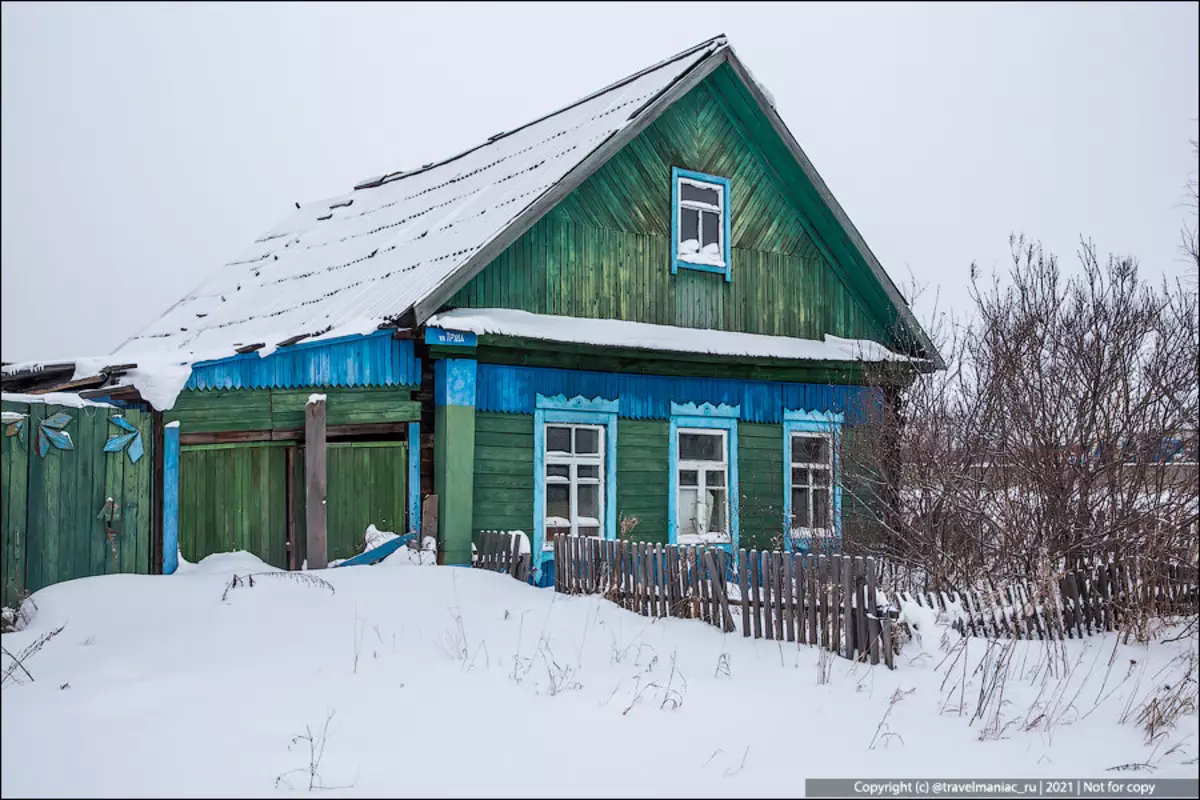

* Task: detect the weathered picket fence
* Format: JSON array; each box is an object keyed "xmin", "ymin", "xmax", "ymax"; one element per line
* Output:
[
  {"xmin": 552, "ymin": 534, "xmax": 896, "ymax": 669},
  {"xmin": 473, "ymin": 530, "xmax": 531, "ymax": 583},
  {"xmin": 893, "ymin": 558, "xmax": 1198, "ymax": 642}
]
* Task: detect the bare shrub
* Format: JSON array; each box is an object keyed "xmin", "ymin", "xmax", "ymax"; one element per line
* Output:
[
  {"xmin": 1, "ymin": 623, "xmax": 65, "ymax": 689},
  {"xmin": 274, "ymin": 709, "xmax": 356, "ymax": 791},
  {"xmin": 222, "ymin": 572, "xmax": 335, "ymax": 603}
]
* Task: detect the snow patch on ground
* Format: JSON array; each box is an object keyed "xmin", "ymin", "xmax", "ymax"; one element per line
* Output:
[{"xmin": 2, "ymin": 554, "xmax": 1195, "ymax": 797}]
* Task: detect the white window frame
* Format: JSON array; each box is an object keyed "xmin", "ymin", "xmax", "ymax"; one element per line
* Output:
[
  {"xmin": 789, "ymin": 432, "xmax": 834, "ymax": 538},
  {"xmin": 542, "ymin": 422, "xmax": 605, "ymax": 540},
  {"xmin": 675, "ymin": 427, "xmax": 731, "ymax": 544},
  {"xmin": 675, "ymin": 176, "xmax": 727, "ymax": 268}
]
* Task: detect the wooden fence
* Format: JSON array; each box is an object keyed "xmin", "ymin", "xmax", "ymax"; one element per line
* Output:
[
  {"xmin": 894, "ymin": 558, "xmax": 1198, "ymax": 642},
  {"xmin": 473, "ymin": 530, "xmax": 531, "ymax": 583},
  {"xmin": 552, "ymin": 535, "xmax": 896, "ymax": 669}
]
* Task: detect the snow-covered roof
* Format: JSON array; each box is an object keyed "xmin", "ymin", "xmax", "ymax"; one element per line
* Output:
[
  {"xmin": 114, "ymin": 37, "xmax": 729, "ymax": 362},
  {"xmin": 428, "ymin": 308, "xmax": 919, "ymax": 363}
]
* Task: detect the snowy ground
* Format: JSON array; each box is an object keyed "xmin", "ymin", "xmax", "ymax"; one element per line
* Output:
[{"xmin": 2, "ymin": 552, "xmax": 1197, "ymax": 798}]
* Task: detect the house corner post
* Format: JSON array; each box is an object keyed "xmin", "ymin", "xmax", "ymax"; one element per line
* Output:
[
  {"xmin": 162, "ymin": 421, "xmax": 180, "ymax": 575},
  {"xmin": 305, "ymin": 395, "xmax": 328, "ymax": 569},
  {"xmin": 434, "ymin": 358, "xmax": 476, "ymax": 566}
]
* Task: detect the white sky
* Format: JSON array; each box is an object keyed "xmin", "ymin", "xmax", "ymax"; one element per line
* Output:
[{"xmin": 2, "ymin": 1, "xmax": 1197, "ymax": 363}]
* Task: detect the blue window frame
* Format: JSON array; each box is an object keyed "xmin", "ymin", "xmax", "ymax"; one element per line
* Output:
[
  {"xmin": 532, "ymin": 394, "xmax": 618, "ymax": 581},
  {"xmin": 782, "ymin": 409, "xmax": 844, "ymax": 552},
  {"xmin": 668, "ymin": 402, "xmax": 740, "ymax": 551},
  {"xmin": 671, "ymin": 167, "xmax": 732, "ymax": 282}
]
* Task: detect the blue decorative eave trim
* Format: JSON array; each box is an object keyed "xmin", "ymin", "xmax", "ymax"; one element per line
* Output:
[
  {"xmin": 186, "ymin": 331, "xmax": 421, "ymax": 391},
  {"xmin": 476, "ymin": 363, "xmax": 877, "ymax": 424},
  {"xmin": 783, "ymin": 408, "xmax": 845, "ymax": 425},
  {"xmin": 669, "ymin": 401, "xmax": 740, "ymax": 419},
  {"xmin": 536, "ymin": 394, "xmax": 620, "ymax": 414}
]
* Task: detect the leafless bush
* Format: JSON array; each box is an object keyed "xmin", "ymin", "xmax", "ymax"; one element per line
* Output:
[
  {"xmin": 538, "ymin": 640, "xmax": 581, "ymax": 696},
  {"xmin": 869, "ymin": 688, "xmax": 911, "ymax": 749},
  {"xmin": 843, "ymin": 233, "xmax": 1199, "ymax": 615},
  {"xmin": 221, "ymin": 572, "xmax": 335, "ymax": 603},
  {"xmin": 1, "ymin": 623, "xmax": 65, "ymax": 688},
  {"xmin": 274, "ymin": 709, "xmax": 356, "ymax": 791}
]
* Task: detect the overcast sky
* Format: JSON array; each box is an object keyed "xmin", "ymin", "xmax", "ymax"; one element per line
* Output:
[{"xmin": 2, "ymin": 1, "xmax": 1197, "ymax": 363}]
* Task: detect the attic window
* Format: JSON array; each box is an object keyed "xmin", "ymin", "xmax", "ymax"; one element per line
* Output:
[{"xmin": 671, "ymin": 167, "xmax": 731, "ymax": 282}]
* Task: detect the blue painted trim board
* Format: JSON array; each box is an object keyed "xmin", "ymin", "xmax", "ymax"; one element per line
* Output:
[
  {"xmin": 407, "ymin": 421, "xmax": 421, "ymax": 536},
  {"xmin": 671, "ymin": 167, "xmax": 733, "ymax": 282},
  {"xmin": 668, "ymin": 402, "xmax": 740, "ymax": 552},
  {"xmin": 531, "ymin": 394, "xmax": 619, "ymax": 581},
  {"xmin": 333, "ymin": 533, "xmax": 415, "ymax": 567},
  {"xmin": 781, "ymin": 408, "xmax": 844, "ymax": 553},
  {"xmin": 434, "ymin": 358, "xmax": 478, "ymax": 407},
  {"xmin": 162, "ymin": 422, "xmax": 180, "ymax": 574},
  {"xmin": 187, "ymin": 331, "xmax": 421, "ymax": 391},
  {"xmin": 475, "ymin": 363, "xmax": 876, "ymax": 424}
]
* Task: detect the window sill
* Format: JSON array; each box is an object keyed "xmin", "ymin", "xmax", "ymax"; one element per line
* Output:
[{"xmin": 673, "ymin": 259, "xmax": 729, "ymax": 278}]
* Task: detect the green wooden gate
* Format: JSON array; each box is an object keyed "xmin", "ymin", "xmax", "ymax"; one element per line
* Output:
[
  {"xmin": 177, "ymin": 440, "xmax": 407, "ymax": 569},
  {"xmin": 2, "ymin": 399, "xmax": 154, "ymax": 608},
  {"xmin": 326, "ymin": 442, "xmax": 408, "ymax": 562},
  {"xmin": 178, "ymin": 442, "xmax": 293, "ymax": 568}
]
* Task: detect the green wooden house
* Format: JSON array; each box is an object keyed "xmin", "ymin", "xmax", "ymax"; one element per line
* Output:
[{"xmin": 2, "ymin": 36, "xmax": 938, "ymax": 584}]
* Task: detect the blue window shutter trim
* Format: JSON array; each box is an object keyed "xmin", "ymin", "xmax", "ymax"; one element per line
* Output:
[
  {"xmin": 408, "ymin": 421, "xmax": 421, "ymax": 537},
  {"xmin": 531, "ymin": 395, "xmax": 619, "ymax": 582},
  {"xmin": 782, "ymin": 408, "xmax": 844, "ymax": 553},
  {"xmin": 668, "ymin": 407, "xmax": 740, "ymax": 552},
  {"xmin": 670, "ymin": 167, "xmax": 732, "ymax": 282}
]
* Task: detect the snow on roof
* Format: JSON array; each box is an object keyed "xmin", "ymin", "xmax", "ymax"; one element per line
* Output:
[
  {"xmin": 1, "ymin": 391, "xmax": 114, "ymax": 409},
  {"xmin": 114, "ymin": 37, "xmax": 728, "ymax": 363},
  {"xmin": 428, "ymin": 308, "xmax": 918, "ymax": 363}
]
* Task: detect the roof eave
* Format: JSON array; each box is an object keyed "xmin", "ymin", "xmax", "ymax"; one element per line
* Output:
[
  {"xmin": 409, "ymin": 43, "xmax": 731, "ymax": 323},
  {"xmin": 721, "ymin": 50, "xmax": 946, "ymax": 371}
]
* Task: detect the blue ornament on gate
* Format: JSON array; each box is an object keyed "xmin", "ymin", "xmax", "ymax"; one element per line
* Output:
[
  {"xmin": 37, "ymin": 411, "xmax": 74, "ymax": 457},
  {"xmin": 104, "ymin": 415, "xmax": 144, "ymax": 464}
]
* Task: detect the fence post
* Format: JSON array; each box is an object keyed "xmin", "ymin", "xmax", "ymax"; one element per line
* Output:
[
  {"xmin": 161, "ymin": 421, "xmax": 180, "ymax": 575},
  {"xmin": 304, "ymin": 395, "xmax": 328, "ymax": 570}
]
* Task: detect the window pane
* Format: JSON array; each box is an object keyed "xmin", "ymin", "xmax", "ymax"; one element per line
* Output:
[
  {"xmin": 706, "ymin": 469, "xmax": 725, "ymax": 487},
  {"xmin": 707, "ymin": 487, "xmax": 727, "ymax": 531},
  {"xmin": 577, "ymin": 526, "xmax": 600, "ymax": 538},
  {"xmin": 701, "ymin": 209, "xmax": 720, "ymax": 249},
  {"xmin": 680, "ymin": 182, "xmax": 720, "ymax": 206},
  {"xmin": 792, "ymin": 466, "xmax": 810, "ymax": 486},
  {"xmin": 813, "ymin": 488, "xmax": 830, "ymax": 529},
  {"xmin": 679, "ymin": 488, "xmax": 699, "ymax": 535},
  {"xmin": 578, "ymin": 484, "xmax": 600, "ymax": 519},
  {"xmin": 578, "ymin": 464, "xmax": 599, "ymax": 479},
  {"xmin": 546, "ymin": 464, "xmax": 569, "ymax": 479},
  {"xmin": 680, "ymin": 207, "xmax": 700, "ymax": 252},
  {"xmin": 679, "ymin": 431, "xmax": 722, "ymax": 461},
  {"xmin": 792, "ymin": 488, "xmax": 810, "ymax": 528},
  {"xmin": 575, "ymin": 427, "xmax": 600, "ymax": 455},
  {"xmin": 547, "ymin": 484, "xmax": 569, "ymax": 520},
  {"xmin": 813, "ymin": 469, "xmax": 831, "ymax": 487},
  {"xmin": 679, "ymin": 469, "xmax": 699, "ymax": 486},
  {"xmin": 547, "ymin": 426, "xmax": 572, "ymax": 453},
  {"xmin": 793, "ymin": 435, "xmax": 829, "ymax": 464}
]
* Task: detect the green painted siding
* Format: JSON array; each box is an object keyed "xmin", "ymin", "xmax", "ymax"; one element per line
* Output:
[
  {"xmin": 739, "ymin": 422, "xmax": 784, "ymax": 552},
  {"xmin": 326, "ymin": 442, "xmax": 408, "ymax": 562},
  {"xmin": 617, "ymin": 419, "xmax": 670, "ymax": 544},
  {"xmin": 167, "ymin": 386, "xmax": 419, "ymax": 434},
  {"xmin": 179, "ymin": 442, "xmax": 290, "ymax": 568},
  {"xmin": 471, "ymin": 413, "xmax": 534, "ymax": 535},
  {"xmin": 448, "ymin": 71, "xmax": 893, "ymax": 348},
  {"xmin": 2, "ymin": 400, "xmax": 153, "ymax": 606}
]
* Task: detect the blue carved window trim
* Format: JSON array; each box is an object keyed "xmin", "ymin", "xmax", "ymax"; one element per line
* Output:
[
  {"xmin": 782, "ymin": 409, "xmax": 844, "ymax": 553},
  {"xmin": 668, "ymin": 402, "xmax": 740, "ymax": 552},
  {"xmin": 532, "ymin": 394, "xmax": 618, "ymax": 581},
  {"xmin": 671, "ymin": 167, "xmax": 732, "ymax": 282}
]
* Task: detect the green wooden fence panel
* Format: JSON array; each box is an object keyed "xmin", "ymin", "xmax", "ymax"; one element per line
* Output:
[{"xmin": 2, "ymin": 400, "xmax": 30, "ymax": 607}]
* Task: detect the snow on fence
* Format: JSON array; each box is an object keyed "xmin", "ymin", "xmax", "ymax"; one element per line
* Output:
[
  {"xmin": 892, "ymin": 558, "xmax": 1198, "ymax": 642},
  {"xmin": 551, "ymin": 535, "xmax": 896, "ymax": 669},
  {"xmin": 473, "ymin": 530, "xmax": 532, "ymax": 583}
]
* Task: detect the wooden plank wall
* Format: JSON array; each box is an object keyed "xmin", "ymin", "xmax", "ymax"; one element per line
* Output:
[{"xmin": 448, "ymin": 76, "xmax": 892, "ymax": 348}]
